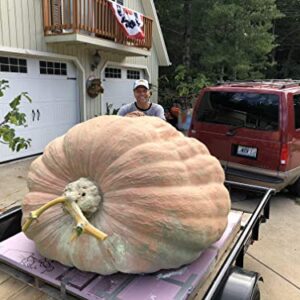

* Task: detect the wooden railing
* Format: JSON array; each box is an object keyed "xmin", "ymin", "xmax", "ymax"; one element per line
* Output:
[{"xmin": 42, "ymin": 0, "xmax": 153, "ymax": 50}]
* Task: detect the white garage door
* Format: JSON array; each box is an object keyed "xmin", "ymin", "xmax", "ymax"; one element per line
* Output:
[
  {"xmin": 0, "ymin": 55, "xmax": 80, "ymax": 162},
  {"xmin": 101, "ymin": 66, "xmax": 145, "ymax": 115}
]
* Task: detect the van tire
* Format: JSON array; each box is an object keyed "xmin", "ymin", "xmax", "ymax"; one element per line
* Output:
[{"xmin": 288, "ymin": 178, "xmax": 300, "ymax": 196}]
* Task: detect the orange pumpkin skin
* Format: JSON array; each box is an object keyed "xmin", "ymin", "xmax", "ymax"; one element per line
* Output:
[{"xmin": 22, "ymin": 115, "xmax": 230, "ymax": 275}]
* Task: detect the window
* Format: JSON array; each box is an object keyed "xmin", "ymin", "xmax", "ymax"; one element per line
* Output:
[
  {"xmin": 105, "ymin": 68, "xmax": 121, "ymax": 78},
  {"xmin": 127, "ymin": 70, "xmax": 140, "ymax": 80},
  {"xmin": 112, "ymin": 0, "xmax": 124, "ymax": 5},
  {"xmin": 39, "ymin": 61, "xmax": 67, "ymax": 75},
  {"xmin": 293, "ymin": 95, "xmax": 300, "ymax": 129},
  {"xmin": 197, "ymin": 91, "xmax": 279, "ymax": 131},
  {"xmin": 0, "ymin": 56, "xmax": 27, "ymax": 73}
]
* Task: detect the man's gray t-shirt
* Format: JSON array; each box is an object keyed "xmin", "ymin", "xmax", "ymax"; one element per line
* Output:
[{"xmin": 118, "ymin": 102, "xmax": 166, "ymax": 120}]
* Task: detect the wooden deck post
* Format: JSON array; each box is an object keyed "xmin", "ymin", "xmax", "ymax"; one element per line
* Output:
[
  {"xmin": 42, "ymin": 0, "xmax": 51, "ymax": 35},
  {"xmin": 73, "ymin": 0, "xmax": 79, "ymax": 33}
]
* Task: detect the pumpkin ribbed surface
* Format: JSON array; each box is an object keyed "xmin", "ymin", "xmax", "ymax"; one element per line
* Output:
[{"xmin": 22, "ymin": 115, "xmax": 230, "ymax": 275}]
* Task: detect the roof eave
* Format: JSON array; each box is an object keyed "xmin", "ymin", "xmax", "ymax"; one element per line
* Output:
[{"xmin": 141, "ymin": 0, "xmax": 171, "ymax": 67}]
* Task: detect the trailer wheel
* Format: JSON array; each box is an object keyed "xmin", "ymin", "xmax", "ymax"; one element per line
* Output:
[
  {"xmin": 215, "ymin": 266, "xmax": 262, "ymax": 300},
  {"xmin": 251, "ymin": 283, "xmax": 260, "ymax": 300}
]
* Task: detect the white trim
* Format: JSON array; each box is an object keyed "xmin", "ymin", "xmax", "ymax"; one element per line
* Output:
[
  {"xmin": 0, "ymin": 46, "xmax": 87, "ymax": 121},
  {"xmin": 141, "ymin": 0, "xmax": 171, "ymax": 66},
  {"xmin": 100, "ymin": 61, "xmax": 151, "ymax": 82},
  {"xmin": 45, "ymin": 34, "xmax": 151, "ymax": 58}
]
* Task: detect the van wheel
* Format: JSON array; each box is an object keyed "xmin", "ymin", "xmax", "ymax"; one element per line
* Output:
[{"xmin": 288, "ymin": 178, "xmax": 300, "ymax": 196}]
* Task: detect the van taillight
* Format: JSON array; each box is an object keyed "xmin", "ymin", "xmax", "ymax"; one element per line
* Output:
[{"xmin": 280, "ymin": 144, "xmax": 288, "ymax": 165}]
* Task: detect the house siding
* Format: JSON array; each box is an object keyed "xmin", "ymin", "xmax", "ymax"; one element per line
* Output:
[{"xmin": 0, "ymin": 0, "xmax": 160, "ymax": 119}]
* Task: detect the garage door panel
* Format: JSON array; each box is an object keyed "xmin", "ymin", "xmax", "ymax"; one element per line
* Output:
[
  {"xmin": 28, "ymin": 123, "xmax": 73, "ymax": 152},
  {"xmin": 0, "ymin": 127, "xmax": 43, "ymax": 161},
  {"xmin": 28, "ymin": 79, "xmax": 77, "ymax": 103},
  {"xmin": 0, "ymin": 103, "xmax": 34, "ymax": 128},
  {"xmin": 102, "ymin": 79, "xmax": 136, "ymax": 113},
  {"xmin": 0, "ymin": 57, "xmax": 79, "ymax": 162},
  {"xmin": 31, "ymin": 102, "xmax": 79, "ymax": 127},
  {"xmin": 102, "ymin": 67, "xmax": 144, "ymax": 115},
  {"xmin": 0, "ymin": 78, "xmax": 31, "ymax": 104},
  {"xmin": 1, "ymin": 79, "xmax": 77, "ymax": 104},
  {"xmin": 0, "ymin": 124, "xmax": 72, "ymax": 162}
]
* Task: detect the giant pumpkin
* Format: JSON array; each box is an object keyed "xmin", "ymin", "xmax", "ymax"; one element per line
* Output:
[{"xmin": 22, "ymin": 115, "xmax": 230, "ymax": 275}]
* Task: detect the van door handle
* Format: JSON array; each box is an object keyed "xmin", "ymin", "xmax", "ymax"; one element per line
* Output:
[
  {"xmin": 37, "ymin": 109, "xmax": 40, "ymax": 121},
  {"xmin": 32, "ymin": 109, "xmax": 35, "ymax": 121}
]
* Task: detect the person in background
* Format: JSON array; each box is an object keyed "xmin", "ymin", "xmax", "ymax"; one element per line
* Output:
[
  {"xmin": 170, "ymin": 102, "xmax": 181, "ymax": 129},
  {"xmin": 118, "ymin": 79, "xmax": 166, "ymax": 120},
  {"xmin": 165, "ymin": 102, "xmax": 181, "ymax": 129}
]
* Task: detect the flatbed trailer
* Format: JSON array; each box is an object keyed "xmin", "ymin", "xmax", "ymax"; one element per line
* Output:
[{"xmin": 0, "ymin": 181, "xmax": 274, "ymax": 300}]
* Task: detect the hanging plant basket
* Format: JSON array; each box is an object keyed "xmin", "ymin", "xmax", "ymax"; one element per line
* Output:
[{"xmin": 86, "ymin": 76, "xmax": 104, "ymax": 98}]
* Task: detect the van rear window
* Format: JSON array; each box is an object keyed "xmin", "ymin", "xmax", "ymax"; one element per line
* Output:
[{"xmin": 197, "ymin": 92, "xmax": 279, "ymax": 131}]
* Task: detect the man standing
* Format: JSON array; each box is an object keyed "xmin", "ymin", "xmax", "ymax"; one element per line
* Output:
[{"xmin": 118, "ymin": 79, "xmax": 166, "ymax": 120}]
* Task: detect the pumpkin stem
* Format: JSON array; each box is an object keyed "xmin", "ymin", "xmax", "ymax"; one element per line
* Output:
[
  {"xmin": 64, "ymin": 200, "xmax": 108, "ymax": 240},
  {"xmin": 22, "ymin": 196, "xmax": 66, "ymax": 232},
  {"xmin": 22, "ymin": 196, "xmax": 108, "ymax": 241}
]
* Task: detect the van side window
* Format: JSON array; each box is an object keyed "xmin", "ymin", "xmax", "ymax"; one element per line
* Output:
[
  {"xmin": 197, "ymin": 92, "xmax": 279, "ymax": 131},
  {"xmin": 293, "ymin": 95, "xmax": 300, "ymax": 129}
]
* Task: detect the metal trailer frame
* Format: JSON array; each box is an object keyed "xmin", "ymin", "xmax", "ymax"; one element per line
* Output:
[
  {"xmin": 0, "ymin": 181, "xmax": 274, "ymax": 300},
  {"xmin": 204, "ymin": 181, "xmax": 274, "ymax": 300}
]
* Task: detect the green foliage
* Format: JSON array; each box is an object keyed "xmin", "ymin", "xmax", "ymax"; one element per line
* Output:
[
  {"xmin": 199, "ymin": 0, "xmax": 282, "ymax": 80},
  {"xmin": 0, "ymin": 80, "xmax": 32, "ymax": 152},
  {"xmin": 174, "ymin": 65, "xmax": 210, "ymax": 97},
  {"xmin": 158, "ymin": 65, "xmax": 210, "ymax": 109},
  {"xmin": 155, "ymin": 0, "xmax": 283, "ymax": 107},
  {"xmin": 268, "ymin": 0, "xmax": 300, "ymax": 79},
  {"xmin": 155, "ymin": 0, "xmax": 186, "ymax": 68}
]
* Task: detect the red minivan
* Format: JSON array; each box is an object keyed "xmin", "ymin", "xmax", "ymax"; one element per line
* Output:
[{"xmin": 189, "ymin": 80, "xmax": 300, "ymax": 195}]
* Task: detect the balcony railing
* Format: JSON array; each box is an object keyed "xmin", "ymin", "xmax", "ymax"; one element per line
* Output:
[{"xmin": 42, "ymin": 0, "xmax": 153, "ymax": 50}]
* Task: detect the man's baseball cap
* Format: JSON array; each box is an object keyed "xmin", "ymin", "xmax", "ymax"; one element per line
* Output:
[{"xmin": 133, "ymin": 79, "xmax": 149, "ymax": 90}]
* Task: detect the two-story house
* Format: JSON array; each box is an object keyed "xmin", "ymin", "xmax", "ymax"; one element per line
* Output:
[{"xmin": 0, "ymin": 0, "xmax": 170, "ymax": 162}]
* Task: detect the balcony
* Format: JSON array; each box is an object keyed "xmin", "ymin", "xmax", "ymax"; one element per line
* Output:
[{"xmin": 42, "ymin": 0, "xmax": 153, "ymax": 56}]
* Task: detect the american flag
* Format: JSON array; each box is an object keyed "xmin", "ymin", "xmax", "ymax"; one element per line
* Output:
[{"xmin": 109, "ymin": 1, "xmax": 145, "ymax": 40}]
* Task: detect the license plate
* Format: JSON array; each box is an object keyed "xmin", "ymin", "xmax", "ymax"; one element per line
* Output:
[{"xmin": 236, "ymin": 145, "xmax": 257, "ymax": 158}]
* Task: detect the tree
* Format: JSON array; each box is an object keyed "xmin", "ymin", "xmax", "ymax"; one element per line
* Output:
[
  {"xmin": 198, "ymin": 0, "xmax": 282, "ymax": 81},
  {"xmin": 155, "ymin": 0, "xmax": 211, "ymax": 108},
  {"xmin": 0, "ymin": 80, "xmax": 32, "ymax": 152},
  {"xmin": 154, "ymin": 0, "xmax": 186, "ymax": 72},
  {"xmin": 269, "ymin": 0, "xmax": 300, "ymax": 79},
  {"xmin": 156, "ymin": 0, "xmax": 281, "ymax": 78},
  {"xmin": 183, "ymin": 0, "xmax": 193, "ymax": 70},
  {"xmin": 155, "ymin": 0, "xmax": 282, "ymax": 107},
  {"xmin": 158, "ymin": 65, "xmax": 210, "ymax": 110}
]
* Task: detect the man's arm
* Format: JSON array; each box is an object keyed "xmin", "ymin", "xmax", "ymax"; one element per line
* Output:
[{"xmin": 117, "ymin": 105, "xmax": 129, "ymax": 116}]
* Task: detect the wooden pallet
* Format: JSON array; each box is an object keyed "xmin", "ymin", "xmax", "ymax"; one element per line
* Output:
[{"xmin": 0, "ymin": 270, "xmax": 51, "ymax": 300}]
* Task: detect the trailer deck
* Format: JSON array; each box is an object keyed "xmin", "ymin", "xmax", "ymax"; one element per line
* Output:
[
  {"xmin": 0, "ymin": 181, "xmax": 273, "ymax": 300},
  {"xmin": 0, "ymin": 210, "xmax": 242, "ymax": 300}
]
